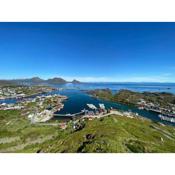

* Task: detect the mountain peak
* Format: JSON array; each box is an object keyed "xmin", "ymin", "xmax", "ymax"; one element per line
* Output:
[
  {"xmin": 72, "ymin": 79, "xmax": 80, "ymax": 83},
  {"xmin": 47, "ymin": 77, "xmax": 67, "ymax": 84},
  {"xmin": 31, "ymin": 77, "xmax": 44, "ymax": 82}
]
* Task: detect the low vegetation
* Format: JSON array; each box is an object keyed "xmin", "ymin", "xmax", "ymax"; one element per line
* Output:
[
  {"xmin": 0, "ymin": 110, "xmax": 62, "ymax": 153},
  {"xmin": 1, "ymin": 110, "xmax": 175, "ymax": 153},
  {"xmin": 88, "ymin": 89, "xmax": 113, "ymax": 101},
  {"xmin": 88, "ymin": 89, "xmax": 175, "ymax": 108},
  {"xmin": 39, "ymin": 115, "xmax": 175, "ymax": 153},
  {"xmin": 114, "ymin": 90, "xmax": 175, "ymax": 107}
]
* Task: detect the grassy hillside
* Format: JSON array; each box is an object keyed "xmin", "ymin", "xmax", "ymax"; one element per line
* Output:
[
  {"xmin": 39, "ymin": 116, "xmax": 175, "ymax": 153},
  {"xmin": 1, "ymin": 110, "xmax": 175, "ymax": 153},
  {"xmin": 0, "ymin": 110, "xmax": 62, "ymax": 153},
  {"xmin": 87, "ymin": 89, "xmax": 113, "ymax": 101}
]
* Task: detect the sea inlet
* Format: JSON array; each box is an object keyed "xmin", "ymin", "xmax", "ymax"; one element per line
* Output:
[{"xmin": 1, "ymin": 82, "xmax": 175, "ymax": 126}]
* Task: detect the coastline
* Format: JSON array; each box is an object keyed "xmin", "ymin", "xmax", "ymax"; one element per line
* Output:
[
  {"xmin": 87, "ymin": 89, "xmax": 175, "ymax": 125},
  {"xmin": 0, "ymin": 86, "xmax": 58, "ymax": 102},
  {"xmin": 27, "ymin": 95, "xmax": 68, "ymax": 123}
]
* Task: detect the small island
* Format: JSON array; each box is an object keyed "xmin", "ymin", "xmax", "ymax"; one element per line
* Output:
[{"xmin": 88, "ymin": 89, "xmax": 175, "ymax": 123}]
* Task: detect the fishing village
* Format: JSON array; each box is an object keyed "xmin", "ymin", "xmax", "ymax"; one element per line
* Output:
[
  {"xmin": 0, "ymin": 86, "xmax": 67, "ymax": 122},
  {"xmin": 88, "ymin": 89, "xmax": 175, "ymax": 124},
  {"xmin": 0, "ymin": 85, "xmax": 140, "ymax": 131},
  {"xmin": 137, "ymin": 99, "xmax": 175, "ymax": 123},
  {"xmin": 1, "ymin": 85, "xmax": 175, "ymax": 131},
  {"xmin": 1, "ymin": 84, "xmax": 175, "ymax": 153}
]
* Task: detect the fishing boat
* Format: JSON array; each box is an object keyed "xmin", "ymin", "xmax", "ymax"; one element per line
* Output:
[
  {"xmin": 99, "ymin": 103, "xmax": 105, "ymax": 109},
  {"xmin": 87, "ymin": 104, "xmax": 97, "ymax": 110}
]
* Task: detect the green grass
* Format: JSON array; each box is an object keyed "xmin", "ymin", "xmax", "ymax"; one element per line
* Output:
[
  {"xmin": 0, "ymin": 110, "xmax": 63, "ymax": 152},
  {"xmin": 88, "ymin": 89, "xmax": 175, "ymax": 109},
  {"xmin": 39, "ymin": 115, "xmax": 175, "ymax": 153},
  {"xmin": 0, "ymin": 110, "xmax": 175, "ymax": 153}
]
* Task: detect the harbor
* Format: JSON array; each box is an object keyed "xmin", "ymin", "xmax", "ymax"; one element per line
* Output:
[
  {"xmin": 52, "ymin": 103, "xmax": 139, "ymax": 130},
  {"xmin": 1, "ymin": 84, "xmax": 175, "ymax": 126},
  {"xmin": 137, "ymin": 98, "xmax": 175, "ymax": 123},
  {"xmin": 54, "ymin": 89, "xmax": 174, "ymax": 125}
]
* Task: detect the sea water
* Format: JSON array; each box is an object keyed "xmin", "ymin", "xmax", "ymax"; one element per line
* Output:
[{"xmin": 1, "ymin": 83, "xmax": 175, "ymax": 125}]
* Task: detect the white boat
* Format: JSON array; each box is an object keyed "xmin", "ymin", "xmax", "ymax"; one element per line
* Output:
[
  {"xmin": 87, "ymin": 104, "xmax": 97, "ymax": 110},
  {"xmin": 99, "ymin": 103, "xmax": 105, "ymax": 109},
  {"xmin": 158, "ymin": 114, "xmax": 175, "ymax": 123}
]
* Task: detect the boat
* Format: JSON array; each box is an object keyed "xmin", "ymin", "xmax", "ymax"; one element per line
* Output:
[
  {"xmin": 99, "ymin": 103, "xmax": 105, "ymax": 109},
  {"xmin": 166, "ymin": 113, "xmax": 175, "ymax": 118},
  {"xmin": 87, "ymin": 104, "xmax": 97, "ymax": 110},
  {"xmin": 158, "ymin": 114, "xmax": 175, "ymax": 123}
]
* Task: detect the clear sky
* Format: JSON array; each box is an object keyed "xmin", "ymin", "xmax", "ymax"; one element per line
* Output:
[{"xmin": 0, "ymin": 22, "xmax": 175, "ymax": 82}]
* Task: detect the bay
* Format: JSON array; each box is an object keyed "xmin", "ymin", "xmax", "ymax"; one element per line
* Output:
[{"xmin": 1, "ymin": 82, "xmax": 175, "ymax": 126}]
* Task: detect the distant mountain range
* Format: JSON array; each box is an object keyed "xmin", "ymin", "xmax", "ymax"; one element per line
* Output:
[{"xmin": 0, "ymin": 77, "xmax": 81, "ymax": 86}]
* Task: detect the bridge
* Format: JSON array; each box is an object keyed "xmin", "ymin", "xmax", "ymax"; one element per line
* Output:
[{"xmin": 53, "ymin": 110, "xmax": 86, "ymax": 117}]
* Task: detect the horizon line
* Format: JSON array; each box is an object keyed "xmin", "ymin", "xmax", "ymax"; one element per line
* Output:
[{"xmin": 1, "ymin": 77, "xmax": 175, "ymax": 84}]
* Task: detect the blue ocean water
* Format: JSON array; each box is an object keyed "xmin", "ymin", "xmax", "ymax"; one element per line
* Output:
[
  {"xmin": 53, "ymin": 83, "xmax": 175, "ymax": 126},
  {"xmin": 53, "ymin": 82, "xmax": 175, "ymax": 94},
  {"xmin": 1, "ymin": 83, "xmax": 175, "ymax": 125}
]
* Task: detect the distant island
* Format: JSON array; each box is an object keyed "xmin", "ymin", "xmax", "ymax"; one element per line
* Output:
[{"xmin": 0, "ymin": 77, "xmax": 81, "ymax": 86}]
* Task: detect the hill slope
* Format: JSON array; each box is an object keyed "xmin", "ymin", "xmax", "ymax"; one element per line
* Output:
[
  {"xmin": 39, "ymin": 116, "xmax": 175, "ymax": 153},
  {"xmin": 46, "ymin": 77, "xmax": 67, "ymax": 84},
  {"xmin": 1, "ymin": 110, "xmax": 175, "ymax": 153}
]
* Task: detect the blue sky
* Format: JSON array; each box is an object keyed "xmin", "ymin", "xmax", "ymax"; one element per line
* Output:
[{"xmin": 0, "ymin": 22, "xmax": 175, "ymax": 82}]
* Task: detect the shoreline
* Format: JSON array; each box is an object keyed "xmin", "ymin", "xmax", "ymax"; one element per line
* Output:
[
  {"xmin": 0, "ymin": 86, "xmax": 58, "ymax": 102},
  {"xmin": 28, "ymin": 95, "xmax": 68, "ymax": 123}
]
